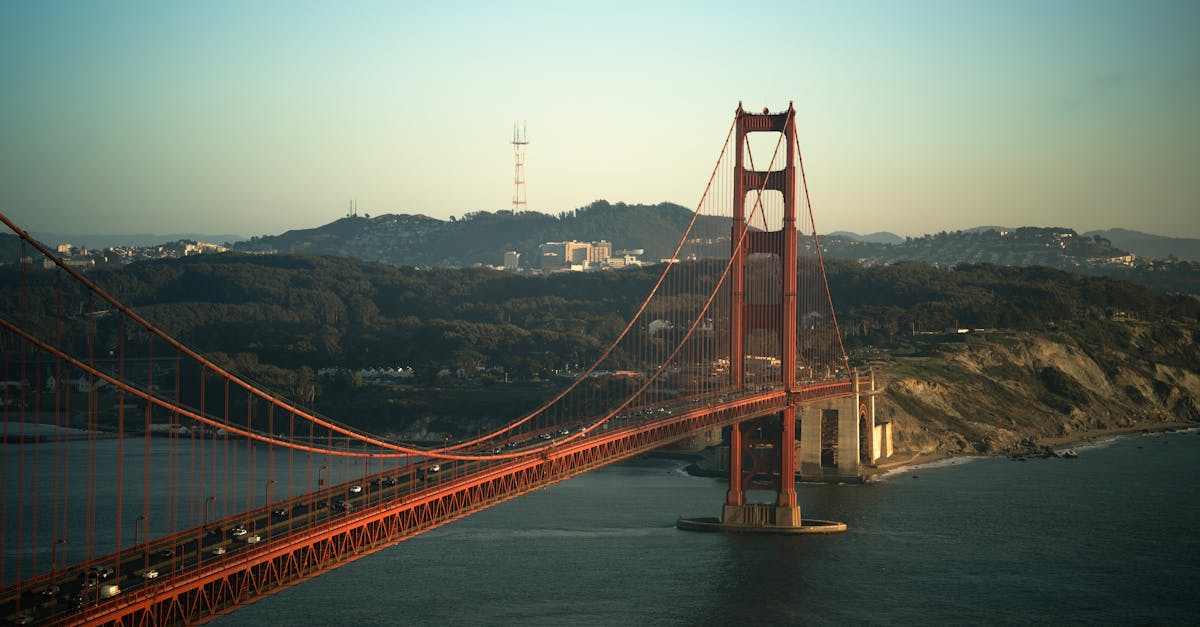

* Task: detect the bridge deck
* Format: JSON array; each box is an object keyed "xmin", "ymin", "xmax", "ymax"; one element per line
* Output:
[{"xmin": 3, "ymin": 384, "xmax": 852, "ymax": 626}]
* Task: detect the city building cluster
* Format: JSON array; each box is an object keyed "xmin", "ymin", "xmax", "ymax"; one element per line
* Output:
[
  {"xmin": 501, "ymin": 240, "xmax": 644, "ymax": 273},
  {"xmin": 44, "ymin": 240, "xmax": 229, "ymax": 271}
]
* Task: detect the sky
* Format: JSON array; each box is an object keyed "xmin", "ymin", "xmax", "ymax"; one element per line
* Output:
[{"xmin": 1, "ymin": 0, "xmax": 1198, "ymax": 240}]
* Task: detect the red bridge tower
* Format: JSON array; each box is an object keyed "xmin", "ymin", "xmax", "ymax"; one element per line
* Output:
[{"xmin": 680, "ymin": 103, "xmax": 856, "ymax": 533}]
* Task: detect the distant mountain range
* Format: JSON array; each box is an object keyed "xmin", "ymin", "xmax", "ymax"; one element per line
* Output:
[
  {"xmin": 221, "ymin": 207, "xmax": 1196, "ymax": 293},
  {"xmin": 831, "ymin": 227, "xmax": 1200, "ymax": 263},
  {"xmin": 5, "ymin": 205, "xmax": 1196, "ymax": 294},
  {"xmin": 826, "ymin": 231, "xmax": 904, "ymax": 245},
  {"xmin": 1083, "ymin": 228, "xmax": 1200, "ymax": 262}
]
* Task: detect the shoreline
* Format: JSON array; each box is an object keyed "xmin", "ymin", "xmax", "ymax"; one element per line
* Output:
[
  {"xmin": 863, "ymin": 420, "xmax": 1198, "ymax": 478},
  {"xmin": 671, "ymin": 420, "xmax": 1198, "ymax": 480}
]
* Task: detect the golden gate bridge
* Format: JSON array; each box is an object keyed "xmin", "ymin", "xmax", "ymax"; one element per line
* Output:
[{"xmin": 1, "ymin": 104, "xmax": 884, "ymax": 625}]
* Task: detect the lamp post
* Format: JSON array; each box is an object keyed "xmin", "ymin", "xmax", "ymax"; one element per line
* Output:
[
  {"xmin": 200, "ymin": 495, "xmax": 215, "ymax": 565},
  {"xmin": 134, "ymin": 513, "xmax": 147, "ymax": 573},
  {"xmin": 263, "ymin": 479, "xmax": 276, "ymax": 539},
  {"xmin": 204, "ymin": 495, "xmax": 215, "ymax": 529},
  {"xmin": 362, "ymin": 458, "xmax": 370, "ymax": 503},
  {"xmin": 313, "ymin": 464, "xmax": 329, "ymax": 515},
  {"xmin": 51, "ymin": 538, "xmax": 66, "ymax": 586}
]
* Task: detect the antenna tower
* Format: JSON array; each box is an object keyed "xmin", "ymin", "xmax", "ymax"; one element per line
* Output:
[{"xmin": 512, "ymin": 121, "xmax": 528, "ymax": 211}]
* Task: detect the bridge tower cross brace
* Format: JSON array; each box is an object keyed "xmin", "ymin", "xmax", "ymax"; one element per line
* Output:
[{"xmin": 724, "ymin": 102, "xmax": 801, "ymax": 527}]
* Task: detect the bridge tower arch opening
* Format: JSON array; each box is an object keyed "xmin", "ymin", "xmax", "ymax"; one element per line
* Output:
[{"xmin": 679, "ymin": 103, "xmax": 849, "ymax": 534}]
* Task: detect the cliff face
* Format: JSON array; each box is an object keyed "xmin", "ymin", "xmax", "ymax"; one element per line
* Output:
[{"xmin": 877, "ymin": 323, "xmax": 1200, "ymax": 457}]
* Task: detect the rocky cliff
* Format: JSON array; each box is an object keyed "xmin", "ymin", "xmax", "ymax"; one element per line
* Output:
[{"xmin": 876, "ymin": 322, "xmax": 1200, "ymax": 458}]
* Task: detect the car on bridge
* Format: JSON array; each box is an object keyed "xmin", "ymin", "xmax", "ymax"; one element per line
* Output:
[
  {"xmin": 211, "ymin": 546, "xmax": 227, "ymax": 556},
  {"xmin": 139, "ymin": 569, "xmax": 159, "ymax": 579}
]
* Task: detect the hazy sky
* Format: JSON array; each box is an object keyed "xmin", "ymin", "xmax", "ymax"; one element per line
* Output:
[{"xmin": 2, "ymin": 0, "xmax": 1198, "ymax": 239}]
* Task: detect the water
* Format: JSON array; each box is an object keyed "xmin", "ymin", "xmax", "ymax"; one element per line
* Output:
[
  {"xmin": 1, "ymin": 433, "xmax": 376, "ymax": 583},
  {"xmin": 212, "ymin": 430, "xmax": 1200, "ymax": 626}
]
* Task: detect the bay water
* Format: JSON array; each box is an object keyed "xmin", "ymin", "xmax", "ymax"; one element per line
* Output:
[{"xmin": 216, "ymin": 429, "xmax": 1200, "ymax": 626}]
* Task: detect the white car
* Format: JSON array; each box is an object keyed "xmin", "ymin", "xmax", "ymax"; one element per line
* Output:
[
  {"xmin": 140, "ymin": 569, "xmax": 159, "ymax": 579},
  {"xmin": 349, "ymin": 484, "xmax": 362, "ymax": 494},
  {"xmin": 211, "ymin": 546, "xmax": 227, "ymax": 555},
  {"xmin": 246, "ymin": 534, "xmax": 262, "ymax": 544},
  {"xmin": 428, "ymin": 464, "xmax": 441, "ymax": 473},
  {"xmin": 231, "ymin": 526, "xmax": 248, "ymax": 538}
]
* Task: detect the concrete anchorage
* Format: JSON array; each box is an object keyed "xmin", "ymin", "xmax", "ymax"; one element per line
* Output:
[{"xmin": 798, "ymin": 370, "xmax": 890, "ymax": 482}]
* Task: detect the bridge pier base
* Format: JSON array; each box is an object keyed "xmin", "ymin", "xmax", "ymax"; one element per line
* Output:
[
  {"xmin": 677, "ymin": 504, "xmax": 845, "ymax": 534},
  {"xmin": 721, "ymin": 503, "xmax": 800, "ymax": 527}
]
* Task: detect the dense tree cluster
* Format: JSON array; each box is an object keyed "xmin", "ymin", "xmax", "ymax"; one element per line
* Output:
[
  {"xmin": 7, "ymin": 251, "xmax": 1196, "ymax": 378},
  {"xmin": 85, "ymin": 254, "xmax": 656, "ymax": 378},
  {"xmin": 828, "ymin": 260, "xmax": 1198, "ymax": 348},
  {"xmin": 3, "ymin": 249, "xmax": 1197, "ymax": 434}
]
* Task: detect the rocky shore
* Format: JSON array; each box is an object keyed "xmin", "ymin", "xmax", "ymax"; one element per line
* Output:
[
  {"xmin": 679, "ymin": 324, "xmax": 1199, "ymax": 479},
  {"xmin": 862, "ymin": 421, "xmax": 1196, "ymax": 478},
  {"xmin": 876, "ymin": 327, "xmax": 1198, "ymax": 461}
]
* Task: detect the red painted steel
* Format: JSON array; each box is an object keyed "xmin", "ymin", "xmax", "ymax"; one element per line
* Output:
[
  {"xmin": 726, "ymin": 103, "xmax": 802, "ymax": 510},
  {"xmin": 43, "ymin": 386, "xmax": 849, "ymax": 626},
  {"xmin": 0, "ymin": 104, "xmax": 853, "ymax": 625}
]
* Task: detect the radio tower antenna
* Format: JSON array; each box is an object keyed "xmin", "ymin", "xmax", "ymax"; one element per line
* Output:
[{"xmin": 512, "ymin": 120, "xmax": 528, "ymax": 211}]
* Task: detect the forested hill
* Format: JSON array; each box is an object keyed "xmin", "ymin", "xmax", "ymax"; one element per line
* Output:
[
  {"xmin": 11, "ymin": 254, "xmax": 1198, "ymax": 388},
  {"xmin": 1083, "ymin": 228, "xmax": 1200, "ymax": 262},
  {"xmin": 232, "ymin": 200, "xmax": 719, "ymax": 267},
  {"xmin": 226, "ymin": 204, "xmax": 1199, "ymax": 293},
  {"xmin": 819, "ymin": 227, "xmax": 1200, "ymax": 294},
  {"xmin": 3, "ymin": 252, "xmax": 1197, "ymax": 440}
]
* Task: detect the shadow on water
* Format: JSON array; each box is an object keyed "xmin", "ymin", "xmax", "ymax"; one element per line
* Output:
[{"xmin": 694, "ymin": 481, "xmax": 881, "ymax": 626}]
